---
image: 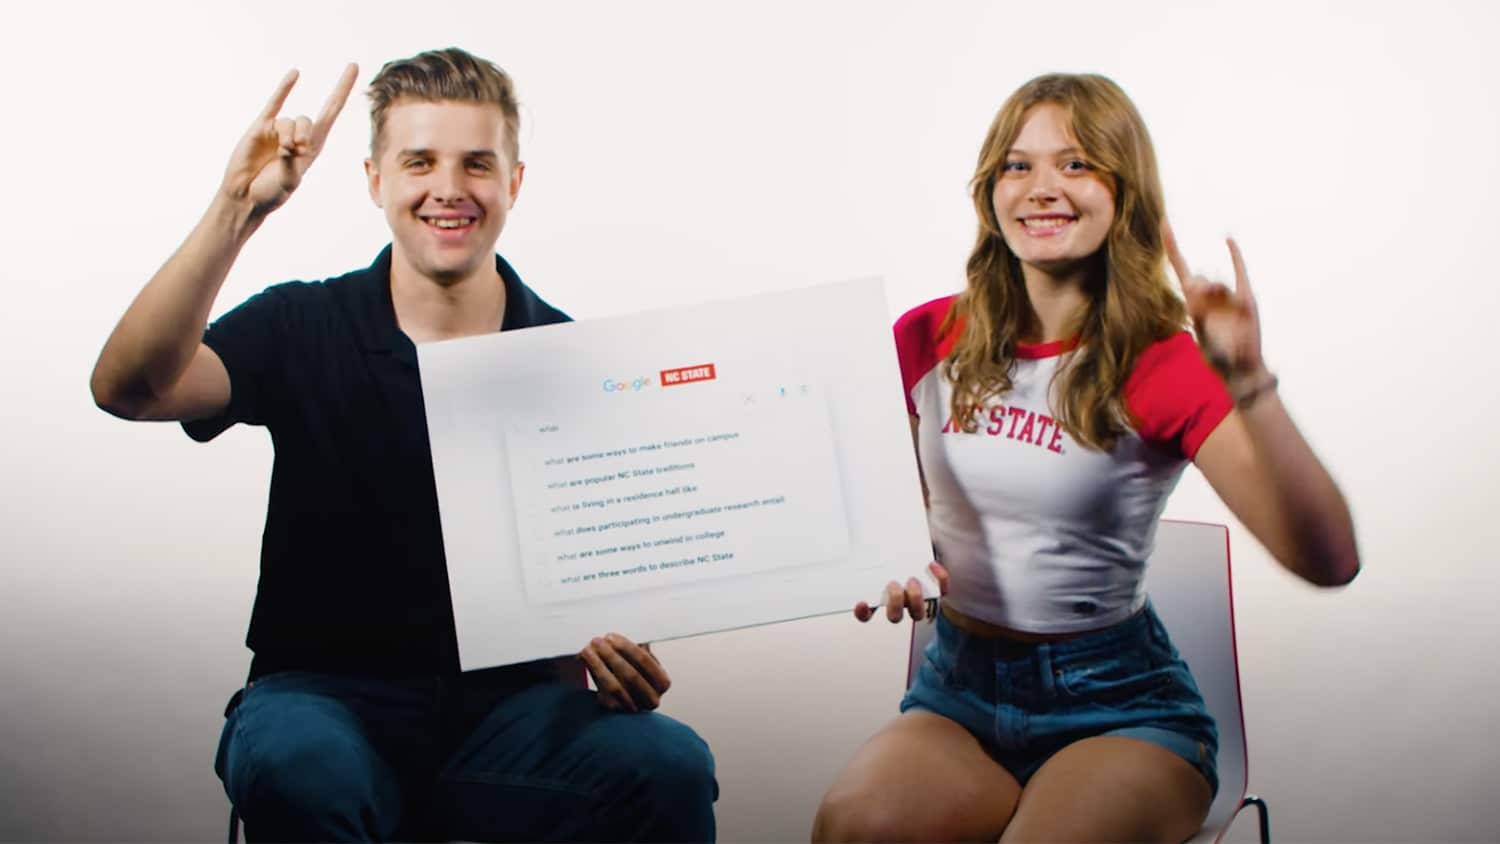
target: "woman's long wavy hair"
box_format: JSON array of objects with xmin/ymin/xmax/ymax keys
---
[{"xmin": 942, "ymin": 73, "xmax": 1186, "ymax": 451}]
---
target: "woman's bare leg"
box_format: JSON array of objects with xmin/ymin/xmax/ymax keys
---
[{"xmin": 814, "ymin": 711, "xmax": 1022, "ymax": 842}]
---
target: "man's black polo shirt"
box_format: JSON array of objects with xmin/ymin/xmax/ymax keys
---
[{"xmin": 184, "ymin": 246, "xmax": 570, "ymax": 681}]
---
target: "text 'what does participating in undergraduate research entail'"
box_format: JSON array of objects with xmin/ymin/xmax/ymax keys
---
[{"xmin": 505, "ymin": 387, "xmax": 852, "ymax": 603}]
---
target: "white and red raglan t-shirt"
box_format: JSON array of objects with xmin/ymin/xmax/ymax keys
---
[{"xmin": 895, "ymin": 295, "xmax": 1233, "ymax": 633}]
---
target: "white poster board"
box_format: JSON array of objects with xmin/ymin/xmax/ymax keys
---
[{"xmin": 420, "ymin": 278, "xmax": 936, "ymax": 669}]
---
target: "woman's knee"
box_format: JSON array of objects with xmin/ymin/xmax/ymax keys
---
[
  {"xmin": 812, "ymin": 783, "xmax": 891, "ymax": 843},
  {"xmin": 813, "ymin": 781, "xmax": 963, "ymax": 843}
]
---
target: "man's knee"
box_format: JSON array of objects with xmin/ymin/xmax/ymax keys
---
[
  {"xmin": 220, "ymin": 712, "xmax": 398, "ymax": 839},
  {"xmin": 612, "ymin": 714, "xmax": 718, "ymax": 802},
  {"xmin": 259, "ymin": 739, "xmax": 385, "ymax": 807},
  {"xmin": 591, "ymin": 713, "xmax": 717, "ymax": 840}
]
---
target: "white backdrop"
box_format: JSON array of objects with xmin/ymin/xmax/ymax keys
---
[{"xmin": 2, "ymin": 1, "xmax": 1497, "ymax": 840}]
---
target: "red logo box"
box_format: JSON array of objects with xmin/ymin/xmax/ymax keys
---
[{"xmin": 660, "ymin": 363, "xmax": 717, "ymax": 386}]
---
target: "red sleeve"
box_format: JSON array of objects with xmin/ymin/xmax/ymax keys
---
[
  {"xmin": 1123, "ymin": 331, "xmax": 1233, "ymax": 459},
  {"xmin": 893, "ymin": 296, "xmax": 959, "ymax": 417}
]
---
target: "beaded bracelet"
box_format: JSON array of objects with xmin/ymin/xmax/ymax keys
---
[{"xmin": 1233, "ymin": 372, "xmax": 1279, "ymax": 409}]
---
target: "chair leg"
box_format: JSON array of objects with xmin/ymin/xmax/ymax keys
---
[
  {"xmin": 228, "ymin": 806, "xmax": 239, "ymax": 844},
  {"xmin": 1239, "ymin": 794, "xmax": 1269, "ymax": 844}
]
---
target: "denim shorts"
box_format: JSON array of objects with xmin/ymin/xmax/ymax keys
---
[{"xmin": 901, "ymin": 601, "xmax": 1219, "ymax": 795}]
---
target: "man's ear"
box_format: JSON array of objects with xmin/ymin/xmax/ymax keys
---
[
  {"xmin": 508, "ymin": 161, "xmax": 525, "ymax": 207},
  {"xmin": 364, "ymin": 158, "xmax": 382, "ymax": 207}
]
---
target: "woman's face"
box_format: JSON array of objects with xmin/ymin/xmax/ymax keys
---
[{"xmin": 991, "ymin": 102, "xmax": 1116, "ymax": 279}]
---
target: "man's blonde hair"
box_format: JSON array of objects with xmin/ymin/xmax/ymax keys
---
[{"xmin": 367, "ymin": 47, "xmax": 520, "ymax": 162}]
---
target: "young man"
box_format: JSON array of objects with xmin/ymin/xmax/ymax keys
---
[{"xmin": 91, "ymin": 48, "xmax": 717, "ymax": 842}]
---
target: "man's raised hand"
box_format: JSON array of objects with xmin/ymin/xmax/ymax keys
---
[{"xmin": 221, "ymin": 63, "xmax": 359, "ymax": 219}]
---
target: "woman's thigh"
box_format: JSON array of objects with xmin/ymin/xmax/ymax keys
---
[
  {"xmin": 814, "ymin": 710, "xmax": 1022, "ymax": 843},
  {"xmin": 1001, "ymin": 735, "xmax": 1212, "ymax": 844}
]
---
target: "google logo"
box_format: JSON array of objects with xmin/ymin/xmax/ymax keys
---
[{"xmin": 603, "ymin": 377, "xmax": 654, "ymax": 393}]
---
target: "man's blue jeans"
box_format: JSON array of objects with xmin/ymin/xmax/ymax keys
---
[{"xmin": 214, "ymin": 667, "xmax": 717, "ymax": 842}]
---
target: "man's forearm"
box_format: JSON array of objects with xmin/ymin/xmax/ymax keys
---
[{"xmin": 91, "ymin": 192, "xmax": 261, "ymax": 412}]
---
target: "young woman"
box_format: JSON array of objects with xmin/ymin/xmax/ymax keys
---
[{"xmin": 813, "ymin": 73, "xmax": 1359, "ymax": 843}]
